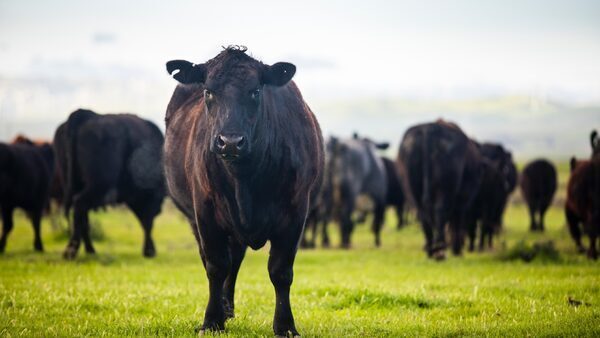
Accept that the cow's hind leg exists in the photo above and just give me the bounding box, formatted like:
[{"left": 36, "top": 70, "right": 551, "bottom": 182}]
[
  {"left": 64, "top": 190, "right": 94, "bottom": 259},
  {"left": 0, "top": 207, "right": 14, "bottom": 253},
  {"left": 565, "top": 207, "right": 585, "bottom": 253},
  {"left": 129, "top": 202, "right": 157, "bottom": 258},
  {"left": 30, "top": 210, "right": 44, "bottom": 252},
  {"left": 321, "top": 219, "right": 330, "bottom": 248},
  {"left": 223, "top": 238, "right": 246, "bottom": 320},
  {"left": 372, "top": 202, "right": 385, "bottom": 247}
]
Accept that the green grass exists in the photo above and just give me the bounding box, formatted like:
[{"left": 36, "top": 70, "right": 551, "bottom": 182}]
[{"left": 1, "top": 177, "right": 599, "bottom": 336}]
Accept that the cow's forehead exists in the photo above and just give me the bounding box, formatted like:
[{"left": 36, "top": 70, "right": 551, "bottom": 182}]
[{"left": 206, "top": 63, "right": 261, "bottom": 91}]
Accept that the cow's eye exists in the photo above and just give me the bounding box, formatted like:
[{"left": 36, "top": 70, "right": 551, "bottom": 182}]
[
  {"left": 251, "top": 88, "right": 261, "bottom": 101},
  {"left": 204, "top": 89, "right": 213, "bottom": 101}
]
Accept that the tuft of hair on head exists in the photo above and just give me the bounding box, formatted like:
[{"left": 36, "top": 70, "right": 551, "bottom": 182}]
[{"left": 222, "top": 45, "right": 248, "bottom": 53}]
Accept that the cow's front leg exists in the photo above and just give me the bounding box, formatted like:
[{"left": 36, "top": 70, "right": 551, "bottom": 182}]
[
  {"left": 197, "top": 224, "right": 231, "bottom": 333},
  {"left": 269, "top": 224, "right": 303, "bottom": 337},
  {"left": 223, "top": 237, "right": 247, "bottom": 319}
]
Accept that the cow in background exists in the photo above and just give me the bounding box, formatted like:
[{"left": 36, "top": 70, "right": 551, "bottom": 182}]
[
  {"left": 466, "top": 142, "right": 517, "bottom": 251},
  {"left": 54, "top": 109, "right": 166, "bottom": 259},
  {"left": 520, "top": 159, "right": 557, "bottom": 232},
  {"left": 398, "top": 120, "right": 482, "bottom": 259},
  {"left": 382, "top": 156, "right": 407, "bottom": 229},
  {"left": 329, "top": 135, "right": 389, "bottom": 248},
  {"left": 301, "top": 136, "right": 335, "bottom": 248},
  {"left": 0, "top": 142, "right": 54, "bottom": 252},
  {"left": 11, "top": 135, "right": 64, "bottom": 210},
  {"left": 565, "top": 158, "right": 600, "bottom": 259}
]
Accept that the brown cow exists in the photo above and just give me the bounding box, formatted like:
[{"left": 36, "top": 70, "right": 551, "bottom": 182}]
[
  {"left": 566, "top": 158, "right": 600, "bottom": 259},
  {"left": 163, "top": 46, "right": 323, "bottom": 336}
]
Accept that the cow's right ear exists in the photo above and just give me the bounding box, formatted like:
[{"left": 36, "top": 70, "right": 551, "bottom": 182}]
[
  {"left": 166, "top": 60, "right": 206, "bottom": 84},
  {"left": 570, "top": 156, "right": 577, "bottom": 172},
  {"left": 591, "top": 130, "right": 598, "bottom": 150}
]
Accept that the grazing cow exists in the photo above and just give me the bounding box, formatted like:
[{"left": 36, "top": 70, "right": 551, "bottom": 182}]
[
  {"left": 54, "top": 109, "right": 166, "bottom": 259},
  {"left": 591, "top": 130, "right": 600, "bottom": 159},
  {"left": 329, "top": 135, "right": 389, "bottom": 248},
  {"left": 163, "top": 46, "right": 323, "bottom": 336},
  {"left": 520, "top": 159, "right": 557, "bottom": 232},
  {"left": 397, "top": 120, "right": 482, "bottom": 259},
  {"left": 11, "top": 135, "right": 64, "bottom": 208},
  {"left": 382, "top": 157, "right": 407, "bottom": 229},
  {"left": 565, "top": 158, "right": 600, "bottom": 259},
  {"left": 0, "top": 142, "right": 54, "bottom": 252},
  {"left": 466, "top": 142, "right": 517, "bottom": 251}
]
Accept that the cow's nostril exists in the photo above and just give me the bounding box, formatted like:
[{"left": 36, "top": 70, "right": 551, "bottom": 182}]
[
  {"left": 216, "top": 135, "right": 226, "bottom": 148},
  {"left": 236, "top": 137, "right": 246, "bottom": 150}
]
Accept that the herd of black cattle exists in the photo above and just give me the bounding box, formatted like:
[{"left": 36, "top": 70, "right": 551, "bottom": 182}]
[{"left": 0, "top": 47, "right": 598, "bottom": 335}]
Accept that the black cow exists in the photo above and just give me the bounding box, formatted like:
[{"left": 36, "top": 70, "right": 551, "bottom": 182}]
[
  {"left": 466, "top": 142, "right": 517, "bottom": 251},
  {"left": 163, "top": 46, "right": 324, "bottom": 336},
  {"left": 519, "top": 159, "right": 557, "bottom": 232},
  {"left": 0, "top": 142, "right": 54, "bottom": 252},
  {"left": 12, "top": 135, "right": 64, "bottom": 211},
  {"left": 54, "top": 109, "right": 166, "bottom": 259},
  {"left": 329, "top": 135, "right": 389, "bottom": 248},
  {"left": 398, "top": 120, "right": 482, "bottom": 259},
  {"left": 301, "top": 137, "right": 335, "bottom": 248},
  {"left": 566, "top": 158, "right": 600, "bottom": 259},
  {"left": 382, "top": 157, "right": 407, "bottom": 229}
]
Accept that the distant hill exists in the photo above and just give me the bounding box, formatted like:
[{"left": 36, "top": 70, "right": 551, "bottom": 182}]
[
  {"left": 1, "top": 74, "right": 598, "bottom": 161},
  {"left": 313, "top": 96, "right": 600, "bottom": 161}
]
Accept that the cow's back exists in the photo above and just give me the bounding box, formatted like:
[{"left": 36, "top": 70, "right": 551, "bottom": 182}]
[{"left": 0, "top": 144, "right": 52, "bottom": 210}]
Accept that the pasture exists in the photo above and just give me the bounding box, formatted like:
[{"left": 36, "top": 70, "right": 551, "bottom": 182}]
[{"left": 1, "top": 164, "right": 599, "bottom": 337}]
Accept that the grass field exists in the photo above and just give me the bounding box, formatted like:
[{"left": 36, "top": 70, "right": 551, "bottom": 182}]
[{"left": 1, "top": 166, "right": 599, "bottom": 337}]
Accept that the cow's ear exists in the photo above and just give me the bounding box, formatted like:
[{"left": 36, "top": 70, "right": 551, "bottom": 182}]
[
  {"left": 591, "top": 130, "right": 598, "bottom": 149},
  {"left": 262, "top": 62, "right": 296, "bottom": 86},
  {"left": 375, "top": 142, "right": 390, "bottom": 150},
  {"left": 570, "top": 157, "right": 577, "bottom": 172},
  {"left": 166, "top": 60, "right": 206, "bottom": 84}
]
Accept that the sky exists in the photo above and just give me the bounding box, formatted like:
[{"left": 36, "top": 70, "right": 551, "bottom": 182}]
[
  {"left": 0, "top": 0, "right": 599, "bottom": 157},
  {"left": 1, "top": 0, "right": 600, "bottom": 100}
]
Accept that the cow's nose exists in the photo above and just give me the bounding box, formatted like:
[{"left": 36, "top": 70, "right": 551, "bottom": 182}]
[{"left": 215, "top": 134, "right": 247, "bottom": 156}]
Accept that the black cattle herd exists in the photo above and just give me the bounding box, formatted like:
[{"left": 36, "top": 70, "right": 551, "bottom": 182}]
[{"left": 0, "top": 46, "right": 598, "bottom": 336}]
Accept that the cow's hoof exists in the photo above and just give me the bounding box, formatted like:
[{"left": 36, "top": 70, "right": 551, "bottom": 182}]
[
  {"left": 143, "top": 247, "right": 156, "bottom": 258},
  {"left": 63, "top": 247, "right": 78, "bottom": 260},
  {"left": 432, "top": 250, "right": 446, "bottom": 261},
  {"left": 198, "top": 323, "right": 225, "bottom": 336},
  {"left": 275, "top": 329, "right": 300, "bottom": 337},
  {"left": 198, "top": 328, "right": 225, "bottom": 336}
]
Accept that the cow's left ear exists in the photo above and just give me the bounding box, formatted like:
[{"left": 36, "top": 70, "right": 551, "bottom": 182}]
[
  {"left": 166, "top": 60, "right": 206, "bottom": 84},
  {"left": 262, "top": 62, "right": 296, "bottom": 86}
]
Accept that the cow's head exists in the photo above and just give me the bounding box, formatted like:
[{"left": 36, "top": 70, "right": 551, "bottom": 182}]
[{"left": 166, "top": 46, "right": 296, "bottom": 163}]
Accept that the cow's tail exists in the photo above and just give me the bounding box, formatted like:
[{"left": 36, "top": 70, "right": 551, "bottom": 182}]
[{"left": 63, "top": 109, "right": 95, "bottom": 217}]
